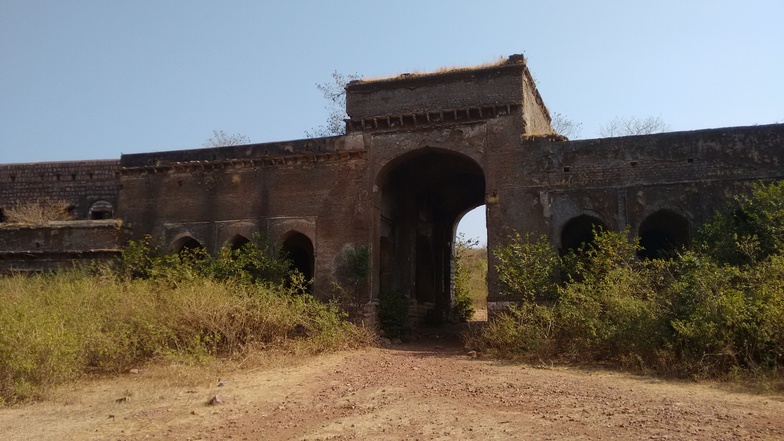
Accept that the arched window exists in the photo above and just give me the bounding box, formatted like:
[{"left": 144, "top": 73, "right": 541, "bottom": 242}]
[
  {"left": 0, "top": 207, "right": 5, "bottom": 223},
  {"left": 88, "top": 200, "right": 113, "bottom": 220},
  {"left": 638, "top": 210, "right": 690, "bottom": 259},
  {"left": 560, "top": 215, "right": 607, "bottom": 255}
]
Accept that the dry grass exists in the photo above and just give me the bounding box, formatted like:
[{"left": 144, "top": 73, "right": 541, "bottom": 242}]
[
  {"left": 4, "top": 198, "right": 72, "bottom": 225},
  {"left": 357, "top": 55, "right": 512, "bottom": 84},
  {"left": 0, "top": 270, "right": 372, "bottom": 404}
]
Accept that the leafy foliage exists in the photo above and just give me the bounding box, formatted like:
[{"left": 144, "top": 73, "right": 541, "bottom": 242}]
[
  {"left": 115, "top": 233, "right": 290, "bottom": 287},
  {"left": 452, "top": 234, "right": 478, "bottom": 322},
  {"left": 331, "top": 244, "right": 371, "bottom": 320},
  {"left": 470, "top": 188, "right": 784, "bottom": 382},
  {"left": 696, "top": 180, "right": 784, "bottom": 266},
  {"left": 379, "top": 290, "right": 410, "bottom": 341},
  {"left": 493, "top": 231, "right": 559, "bottom": 302}
]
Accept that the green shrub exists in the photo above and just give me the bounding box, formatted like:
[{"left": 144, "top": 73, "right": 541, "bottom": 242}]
[
  {"left": 493, "top": 231, "right": 559, "bottom": 302},
  {"left": 464, "top": 303, "right": 556, "bottom": 356},
  {"left": 476, "top": 216, "right": 784, "bottom": 382},
  {"left": 452, "top": 234, "right": 477, "bottom": 322},
  {"left": 378, "top": 290, "right": 410, "bottom": 340},
  {"left": 696, "top": 180, "right": 784, "bottom": 266}
]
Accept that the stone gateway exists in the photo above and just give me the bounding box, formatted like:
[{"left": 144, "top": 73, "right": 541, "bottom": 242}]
[{"left": 2, "top": 55, "right": 783, "bottom": 323}]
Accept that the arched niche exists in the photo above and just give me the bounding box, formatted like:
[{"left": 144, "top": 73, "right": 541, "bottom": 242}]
[
  {"left": 88, "top": 200, "right": 113, "bottom": 220},
  {"left": 281, "top": 231, "right": 315, "bottom": 290},
  {"left": 172, "top": 236, "right": 205, "bottom": 255},
  {"left": 638, "top": 209, "right": 690, "bottom": 259},
  {"left": 225, "top": 234, "right": 251, "bottom": 251},
  {"left": 560, "top": 214, "right": 607, "bottom": 255}
]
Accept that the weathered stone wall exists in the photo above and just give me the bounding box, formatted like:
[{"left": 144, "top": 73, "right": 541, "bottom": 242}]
[
  {"left": 2, "top": 54, "right": 782, "bottom": 327},
  {"left": 118, "top": 135, "right": 371, "bottom": 297},
  {"left": 0, "top": 220, "right": 125, "bottom": 273},
  {"left": 485, "top": 123, "right": 784, "bottom": 304},
  {"left": 0, "top": 160, "right": 120, "bottom": 220}
]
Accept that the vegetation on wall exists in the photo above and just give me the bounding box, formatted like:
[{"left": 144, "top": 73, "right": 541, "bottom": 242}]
[
  {"left": 3, "top": 198, "right": 72, "bottom": 225},
  {"left": 467, "top": 181, "right": 784, "bottom": 384}
]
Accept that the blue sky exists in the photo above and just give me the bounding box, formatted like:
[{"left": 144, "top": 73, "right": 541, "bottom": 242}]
[{"left": 2, "top": 1, "right": 783, "bottom": 243}]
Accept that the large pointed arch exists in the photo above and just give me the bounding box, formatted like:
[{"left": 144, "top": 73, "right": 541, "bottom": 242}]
[{"left": 376, "top": 148, "right": 486, "bottom": 324}]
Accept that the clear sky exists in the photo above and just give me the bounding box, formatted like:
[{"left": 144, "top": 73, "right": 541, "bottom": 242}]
[{"left": 2, "top": 1, "right": 783, "bottom": 243}]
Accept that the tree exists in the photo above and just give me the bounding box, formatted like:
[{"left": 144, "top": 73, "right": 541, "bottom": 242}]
[
  {"left": 550, "top": 112, "right": 582, "bottom": 139},
  {"left": 203, "top": 130, "right": 250, "bottom": 148},
  {"left": 306, "top": 71, "right": 361, "bottom": 137},
  {"left": 599, "top": 115, "right": 670, "bottom": 137}
]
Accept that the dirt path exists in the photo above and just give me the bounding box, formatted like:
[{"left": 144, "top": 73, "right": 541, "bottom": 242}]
[{"left": 2, "top": 334, "right": 783, "bottom": 440}]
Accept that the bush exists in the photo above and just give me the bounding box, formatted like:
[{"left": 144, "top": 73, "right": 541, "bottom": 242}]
[
  {"left": 378, "top": 290, "right": 410, "bottom": 340},
  {"left": 0, "top": 237, "right": 371, "bottom": 404},
  {"left": 452, "top": 234, "right": 477, "bottom": 322},
  {"left": 696, "top": 180, "right": 784, "bottom": 266},
  {"left": 464, "top": 303, "right": 556, "bottom": 357},
  {"left": 476, "top": 220, "right": 784, "bottom": 381},
  {"left": 493, "top": 231, "right": 559, "bottom": 302}
]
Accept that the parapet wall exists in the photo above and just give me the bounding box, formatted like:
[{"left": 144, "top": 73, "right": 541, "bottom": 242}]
[
  {"left": 0, "top": 160, "right": 121, "bottom": 220},
  {"left": 0, "top": 220, "right": 125, "bottom": 273},
  {"left": 345, "top": 54, "right": 552, "bottom": 135}
]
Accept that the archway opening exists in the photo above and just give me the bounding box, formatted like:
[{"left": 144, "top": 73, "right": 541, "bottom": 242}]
[
  {"left": 173, "top": 236, "right": 206, "bottom": 258},
  {"left": 226, "top": 234, "right": 251, "bottom": 252},
  {"left": 88, "top": 200, "right": 113, "bottom": 220},
  {"left": 378, "top": 149, "right": 485, "bottom": 326},
  {"left": 281, "top": 232, "right": 314, "bottom": 292},
  {"left": 560, "top": 215, "right": 607, "bottom": 255},
  {"left": 638, "top": 210, "right": 690, "bottom": 259},
  {"left": 455, "top": 205, "right": 489, "bottom": 322}
]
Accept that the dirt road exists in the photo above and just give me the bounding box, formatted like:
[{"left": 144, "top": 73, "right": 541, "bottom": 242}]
[{"left": 2, "top": 334, "right": 783, "bottom": 440}]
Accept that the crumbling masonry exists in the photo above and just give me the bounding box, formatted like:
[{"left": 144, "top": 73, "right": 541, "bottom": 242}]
[{"left": 2, "top": 55, "right": 783, "bottom": 322}]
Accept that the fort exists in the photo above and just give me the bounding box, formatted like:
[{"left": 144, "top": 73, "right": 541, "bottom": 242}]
[{"left": 2, "top": 55, "right": 783, "bottom": 323}]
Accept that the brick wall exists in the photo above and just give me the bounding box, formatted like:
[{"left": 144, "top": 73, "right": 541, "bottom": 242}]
[
  {"left": 0, "top": 160, "right": 121, "bottom": 220},
  {"left": 0, "top": 220, "right": 125, "bottom": 273}
]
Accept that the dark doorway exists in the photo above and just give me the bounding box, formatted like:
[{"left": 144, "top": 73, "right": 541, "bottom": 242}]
[
  {"left": 560, "top": 215, "right": 607, "bottom": 255},
  {"left": 88, "top": 200, "right": 113, "bottom": 219},
  {"left": 281, "top": 232, "right": 315, "bottom": 291},
  {"left": 378, "top": 149, "right": 485, "bottom": 324},
  {"left": 638, "top": 210, "right": 690, "bottom": 259}
]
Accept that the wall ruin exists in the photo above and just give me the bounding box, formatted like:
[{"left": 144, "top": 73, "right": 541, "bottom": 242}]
[{"left": 1, "top": 55, "right": 783, "bottom": 324}]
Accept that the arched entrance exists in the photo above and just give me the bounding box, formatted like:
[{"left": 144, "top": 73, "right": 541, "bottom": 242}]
[
  {"left": 638, "top": 210, "right": 690, "bottom": 259},
  {"left": 281, "top": 231, "right": 315, "bottom": 290},
  {"left": 377, "top": 149, "right": 485, "bottom": 325}
]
